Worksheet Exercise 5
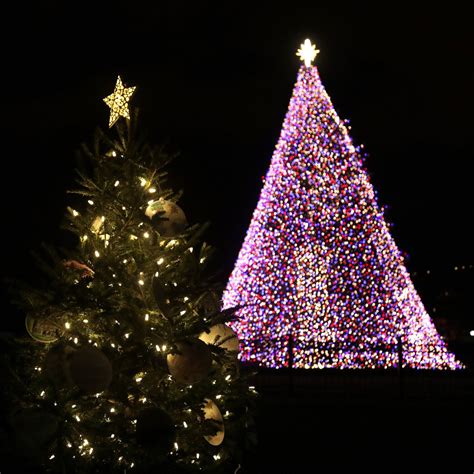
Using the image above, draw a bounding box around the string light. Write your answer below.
[223,54,463,370]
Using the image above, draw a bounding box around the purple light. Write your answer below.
[223,65,463,370]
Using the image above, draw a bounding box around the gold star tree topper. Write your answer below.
[296,39,320,67]
[103,76,136,128]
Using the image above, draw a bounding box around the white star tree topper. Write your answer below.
[296,39,320,67]
[103,76,137,128]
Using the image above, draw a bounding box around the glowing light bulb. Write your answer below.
[296,38,320,67]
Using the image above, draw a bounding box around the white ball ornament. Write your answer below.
[166,339,212,384]
[145,199,187,237]
[202,398,225,446]
[199,324,239,353]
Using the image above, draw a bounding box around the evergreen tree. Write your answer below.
[2,77,256,473]
[223,40,463,370]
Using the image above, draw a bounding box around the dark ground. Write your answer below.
[246,369,474,473]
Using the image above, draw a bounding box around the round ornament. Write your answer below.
[202,399,225,446]
[136,407,175,454]
[145,199,187,237]
[199,324,239,353]
[11,408,59,463]
[44,344,76,386]
[68,346,113,394]
[11,407,59,446]
[166,339,212,384]
[25,315,63,343]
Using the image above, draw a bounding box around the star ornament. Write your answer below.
[103,76,136,128]
[296,39,320,67]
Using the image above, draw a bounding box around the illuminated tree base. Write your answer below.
[239,343,461,370]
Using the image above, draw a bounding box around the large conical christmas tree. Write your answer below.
[3,77,256,473]
[223,40,463,370]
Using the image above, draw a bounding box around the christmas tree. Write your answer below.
[223,40,463,370]
[2,76,256,473]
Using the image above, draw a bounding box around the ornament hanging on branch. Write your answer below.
[68,346,113,394]
[145,199,187,237]
[44,344,76,387]
[199,324,239,353]
[25,315,63,343]
[11,407,59,463]
[63,260,95,278]
[166,339,212,384]
[135,406,176,454]
[201,398,225,446]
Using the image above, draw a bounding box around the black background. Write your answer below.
[1,2,473,331]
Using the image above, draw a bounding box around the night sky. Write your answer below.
[2,3,473,331]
